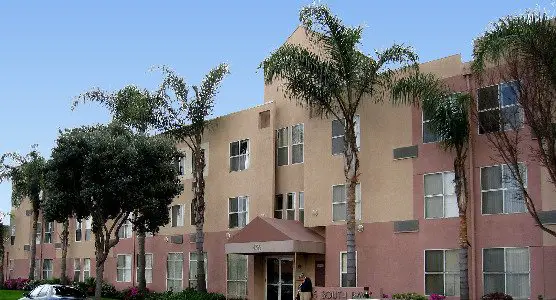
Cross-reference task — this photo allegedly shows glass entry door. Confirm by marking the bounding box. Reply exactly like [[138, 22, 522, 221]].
[[266, 257, 294, 300]]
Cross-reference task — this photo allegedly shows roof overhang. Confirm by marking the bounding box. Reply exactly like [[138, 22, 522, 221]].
[[225, 240, 325, 255]]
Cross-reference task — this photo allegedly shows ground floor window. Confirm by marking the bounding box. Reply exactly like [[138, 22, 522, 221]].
[[227, 254, 248, 299], [136, 253, 153, 284], [189, 252, 207, 288], [167, 253, 183, 291], [83, 258, 91, 280], [340, 251, 357, 287], [43, 259, 53, 279], [425, 249, 459, 296], [483, 247, 530, 299], [74, 259, 81, 282], [117, 254, 132, 282]]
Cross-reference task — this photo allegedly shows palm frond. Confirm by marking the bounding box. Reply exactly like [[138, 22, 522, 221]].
[[423, 93, 471, 151], [387, 72, 445, 106]]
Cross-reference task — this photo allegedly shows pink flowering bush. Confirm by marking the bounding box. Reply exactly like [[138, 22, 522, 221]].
[[122, 287, 151, 300], [429, 294, 446, 300], [3, 278, 30, 290]]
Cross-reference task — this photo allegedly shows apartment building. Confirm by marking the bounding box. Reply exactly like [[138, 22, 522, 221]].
[[4, 27, 556, 300]]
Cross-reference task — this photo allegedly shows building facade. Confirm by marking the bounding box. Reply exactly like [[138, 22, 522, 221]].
[[4, 27, 556, 300]]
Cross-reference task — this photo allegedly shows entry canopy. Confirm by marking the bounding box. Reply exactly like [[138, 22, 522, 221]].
[[225, 217, 325, 254]]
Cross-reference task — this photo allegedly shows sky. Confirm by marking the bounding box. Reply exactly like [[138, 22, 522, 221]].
[[0, 0, 552, 222]]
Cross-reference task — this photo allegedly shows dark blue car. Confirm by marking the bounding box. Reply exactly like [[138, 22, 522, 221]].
[[19, 285, 87, 300]]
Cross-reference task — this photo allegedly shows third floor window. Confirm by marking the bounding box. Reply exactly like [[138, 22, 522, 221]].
[[478, 81, 523, 134], [332, 116, 360, 155], [277, 124, 304, 166]]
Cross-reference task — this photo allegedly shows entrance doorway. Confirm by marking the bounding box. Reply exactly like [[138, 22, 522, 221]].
[[266, 257, 294, 300]]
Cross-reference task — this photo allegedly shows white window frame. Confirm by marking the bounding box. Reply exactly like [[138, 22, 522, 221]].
[[286, 193, 296, 220], [424, 171, 458, 219], [298, 191, 305, 224], [277, 127, 289, 166], [332, 116, 360, 156], [136, 253, 153, 284], [170, 204, 185, 227], [84, 217, 92, 241], [229, 139, 250, 172], [332, 183, 361, 222], [36, 222, 42, 245], [43, 222, 53, 244], [74, 258, 81, 281], [480, 163, 527, 215], [189, 252, 208, 288], [118, 219, 133, 239], [83, 258, 91, 281], [291, 123, 304, 164], [482, 247, 530, 298], [226, 254, 248, 299], [228, 196, 249, 229], [116, 254, 132, 283], [75, 219, 82, 242], [166, 252, 183, 291], [339, 251, 358, 287], [43, 259, 53, 279], [424, 249, 459, 296], [178, 153, 186, 176], [477, 81, 523, 135]]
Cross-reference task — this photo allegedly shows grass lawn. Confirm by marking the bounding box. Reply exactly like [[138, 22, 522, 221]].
[[0, 290, 24, 300]]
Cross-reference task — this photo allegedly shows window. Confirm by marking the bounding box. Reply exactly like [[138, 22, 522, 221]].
[[36, 222, 42, 245], [189, 252, 207, 288], [167, 253, 183, 291], [286, 193, 295, 220], [229, 196, 249, 229], [277, 127, 289, 166], [44, 222, 53, 244], [423, 109, 441, 143], [170, 205, 184, 227], [425, 249, 459, 296], [483, 248, 530, 299], [274, 194, 284, 219], [340, 251, 357, 287], [190, 202, 196, 226], [118, 219, 132, 239], [136, 253, 153, 284], [230, 139, 249, 172], [292, 124, 304, 164], [332, 116, 360, 155], [227, 254, 247, 299], [299, 192, 305, 224], [178, 154, 186, 176], [43, 259, 53, 279], [74, 259, 81, 282], [332, 184, 361, 222], [10, 225, 15, 245], [424, 172, 458, 219], [75, 219, 82, 242], [9, 259, 14, 279], [83, 258, 91, 280], [84, 217, 91, 241], [116, 254, 132, 282], [481, 163, 527, 214], [478, 81, 522, 134]]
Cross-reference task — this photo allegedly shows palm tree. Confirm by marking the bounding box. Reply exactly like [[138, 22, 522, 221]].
[[472, 11, 556, 238], [261, 4, 442, 287], [0, 147, 46, 280], [0, 211, 9, 287], [157, 64, 230, 292], [422, 90, 472, 299]]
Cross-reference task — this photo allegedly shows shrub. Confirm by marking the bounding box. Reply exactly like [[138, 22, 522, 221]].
[[429, 295, 446, 300], [3, 278, 29, 290], [146, 288, 225, 300], [392, 293, 427, 300], [72, 277, 96, 296], [482, 293, 514, 300], [71, 278, 121, 299], [122, 287, 151, 300]]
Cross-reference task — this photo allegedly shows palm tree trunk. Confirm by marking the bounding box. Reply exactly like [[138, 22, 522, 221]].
[[137, 230, 146, 291], [60, 220, 69, 284], [454, 153, 470, 300], [193, 139, 207, 292], [28, 209, 39, 280], [0, 222, 5, 288], [344, 121, 359, 288]]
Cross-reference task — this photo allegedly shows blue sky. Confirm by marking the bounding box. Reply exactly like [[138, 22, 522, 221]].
[[0, 1, 551, 220]]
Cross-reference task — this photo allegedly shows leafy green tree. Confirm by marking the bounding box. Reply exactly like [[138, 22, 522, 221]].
[[0, 147, 46, 280], [73, 85, 172, 290], [44, 123, 182, 299], [157, 64, 229, 292], [261, 4, 438, 287], [421, 86, 473, 299], [472, 11, 556, 238]]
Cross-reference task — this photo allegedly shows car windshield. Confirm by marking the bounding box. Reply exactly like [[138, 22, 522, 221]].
[[53, 286, 84, 298]]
